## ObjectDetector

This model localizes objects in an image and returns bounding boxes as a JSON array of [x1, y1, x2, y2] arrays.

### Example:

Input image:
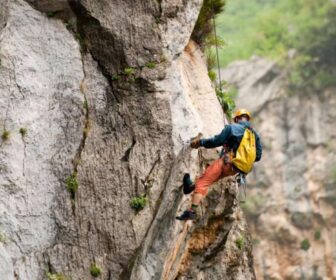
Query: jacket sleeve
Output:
[[200, 126, 231, 149], [255, 132, 262, 162]]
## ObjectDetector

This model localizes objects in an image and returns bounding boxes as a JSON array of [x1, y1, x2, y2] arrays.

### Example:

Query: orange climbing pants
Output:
[[194, 157, 238, 196]]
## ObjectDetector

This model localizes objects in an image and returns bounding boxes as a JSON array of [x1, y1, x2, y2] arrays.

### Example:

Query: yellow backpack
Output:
[[232, 128, 256, 174]]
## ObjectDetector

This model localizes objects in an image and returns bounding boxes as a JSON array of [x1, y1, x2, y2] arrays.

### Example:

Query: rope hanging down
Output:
[[211, 0, 222, 91]]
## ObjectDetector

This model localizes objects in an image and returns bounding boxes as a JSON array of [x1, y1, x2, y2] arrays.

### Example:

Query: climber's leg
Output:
[[176, 158, 238, 221], [192, 160, 237, 204], [193, 158, 226, 197], [177, 158, 226, 221]]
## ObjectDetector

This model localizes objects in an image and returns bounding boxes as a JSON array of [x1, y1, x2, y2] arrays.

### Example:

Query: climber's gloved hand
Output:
[[190, 138, 200, 149], [190, 134, 202, 149]]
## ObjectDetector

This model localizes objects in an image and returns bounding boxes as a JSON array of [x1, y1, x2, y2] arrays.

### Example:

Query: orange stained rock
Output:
[[162, 222, 190, 280]]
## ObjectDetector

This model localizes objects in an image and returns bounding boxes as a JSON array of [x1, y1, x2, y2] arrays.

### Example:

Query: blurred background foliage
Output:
[[215, 0, 336, 92]]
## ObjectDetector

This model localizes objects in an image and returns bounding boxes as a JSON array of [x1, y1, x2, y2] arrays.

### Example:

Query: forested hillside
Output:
[[217, 0, 336, 91]]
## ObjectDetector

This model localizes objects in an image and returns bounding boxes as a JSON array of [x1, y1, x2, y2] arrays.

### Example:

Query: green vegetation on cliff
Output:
[[130, 194, 147, 212], [192, 0, 226, 47], [90, 263, 102, 277], [192, 0, 239, 117]]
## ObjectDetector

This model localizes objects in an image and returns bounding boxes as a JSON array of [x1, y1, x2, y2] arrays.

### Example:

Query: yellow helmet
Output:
[[233, 109, 251, 120]]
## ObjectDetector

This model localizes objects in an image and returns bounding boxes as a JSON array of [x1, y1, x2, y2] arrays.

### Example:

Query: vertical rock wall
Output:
[[0, 0, 256, 279], [0, 1, 84, 278]]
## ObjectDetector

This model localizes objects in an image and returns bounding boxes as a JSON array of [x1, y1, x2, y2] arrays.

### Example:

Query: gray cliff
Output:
[[0, 1, 256, 279]]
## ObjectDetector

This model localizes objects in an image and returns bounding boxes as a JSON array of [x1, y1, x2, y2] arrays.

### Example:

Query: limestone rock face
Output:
[[0, 0, 256, 279], [222, 56, 336, 280]]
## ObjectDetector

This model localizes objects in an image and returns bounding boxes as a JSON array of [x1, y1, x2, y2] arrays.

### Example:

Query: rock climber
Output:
[[176, 109, 262, 221]]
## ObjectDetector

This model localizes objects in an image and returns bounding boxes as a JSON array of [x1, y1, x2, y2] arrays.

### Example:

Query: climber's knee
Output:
[[194, 158, 224, 196]]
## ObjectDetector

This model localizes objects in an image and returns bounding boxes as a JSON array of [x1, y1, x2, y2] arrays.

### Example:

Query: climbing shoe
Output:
[[176, 209, 197, 221], [183, 173, 195, 195]]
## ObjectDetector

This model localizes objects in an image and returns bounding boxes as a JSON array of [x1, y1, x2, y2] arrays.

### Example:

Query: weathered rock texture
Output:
[[0, 0, 255, 279], [222, 56, 336, 279]]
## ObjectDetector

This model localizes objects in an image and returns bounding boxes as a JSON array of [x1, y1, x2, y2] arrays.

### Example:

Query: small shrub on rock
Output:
[[145, 61, 156, 69], [314, 230, 321, 241], [2, 130, 10, 141], [90, 263, 102, 277], [112, 74, 120, 81], [19, 128, 27, 137], [300, 238, 310, 251], [235, 236, 245, 250], [208, 70, 217, 82], [83, 99, 88, 111], [216, 81, 237, 119], [124, 67, 135, 76], [130, 194, 147, 211], [66, 173, 78, 197]]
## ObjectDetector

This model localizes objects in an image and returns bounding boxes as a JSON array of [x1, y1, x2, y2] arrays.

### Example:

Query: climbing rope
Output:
[[211, 0, 222, 91]]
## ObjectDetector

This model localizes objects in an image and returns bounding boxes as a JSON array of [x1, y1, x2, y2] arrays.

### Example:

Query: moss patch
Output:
[[66, 173, 78, 199], [314, 230, 321, 241], [145, 61, 156, 69], [300, 238, 310, 251], [124, 67, 135, 76], [235, 235, 245, 250], [1, 130, 10, 141], [130, 194, 147, 212], [90, 263, 102, 277], [19, 127, 27, 137]]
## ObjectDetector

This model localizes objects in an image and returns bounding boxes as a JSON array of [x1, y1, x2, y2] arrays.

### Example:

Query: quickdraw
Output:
[[235, 173, 247, 203]]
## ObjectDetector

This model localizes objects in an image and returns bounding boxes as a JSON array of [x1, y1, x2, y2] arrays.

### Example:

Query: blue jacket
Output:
[[200, 121, 262, 161]]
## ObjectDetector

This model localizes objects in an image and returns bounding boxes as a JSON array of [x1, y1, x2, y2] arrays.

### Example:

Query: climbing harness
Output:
[[222, 145, 248, 203], [236, 172, 246, 186]]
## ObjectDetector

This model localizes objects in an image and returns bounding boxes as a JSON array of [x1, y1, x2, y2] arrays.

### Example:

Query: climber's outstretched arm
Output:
[[200, 126, 231, 148]]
